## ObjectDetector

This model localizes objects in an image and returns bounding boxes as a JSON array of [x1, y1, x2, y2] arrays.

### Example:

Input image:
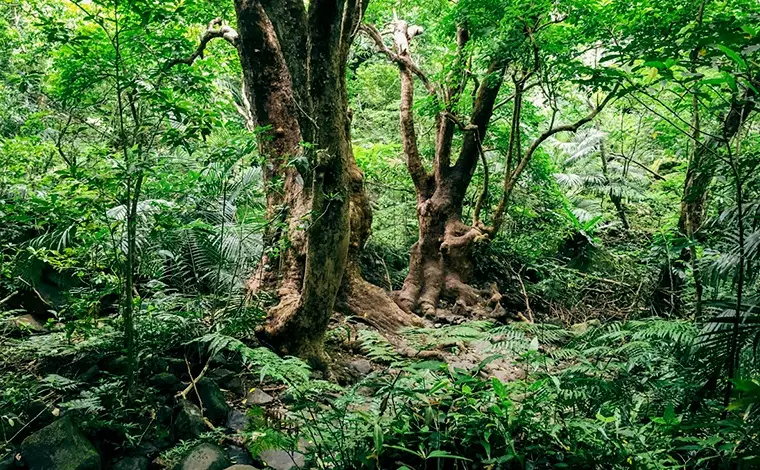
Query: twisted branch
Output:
[[165, 18, 239, 70]]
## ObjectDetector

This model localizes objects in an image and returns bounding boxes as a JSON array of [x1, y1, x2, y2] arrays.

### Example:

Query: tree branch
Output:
[[362, 21, 432, 192], [450, 63, 505, 191], [164, 18, 239, 70], [488, 85, 620, 235], [360, 23, 438, 97]]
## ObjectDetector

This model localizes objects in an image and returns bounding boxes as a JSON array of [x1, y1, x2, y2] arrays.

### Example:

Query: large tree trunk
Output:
[[339, 154, 423, 329], [396, 184, 484, 317], [232, 0, 418, 363]]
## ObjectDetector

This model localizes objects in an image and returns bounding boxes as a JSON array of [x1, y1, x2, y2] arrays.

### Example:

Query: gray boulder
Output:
[[225, 410, 249, 432], [175, 443, 230, 470], [224, 466, 260, 470], [20, 417, 101, 470], [257, 450, 305, 470], [245, 389, 273, 406], [225, 446, 255, 466], [209, 369, 245, 396], [348, 359, 372, 376]]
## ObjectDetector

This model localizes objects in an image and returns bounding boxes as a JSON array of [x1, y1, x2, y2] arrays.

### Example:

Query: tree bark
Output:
[[228, 0, 419, 364]]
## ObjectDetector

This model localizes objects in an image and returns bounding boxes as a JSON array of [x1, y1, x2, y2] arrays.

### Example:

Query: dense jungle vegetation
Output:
[[2, 0, 760, 468]]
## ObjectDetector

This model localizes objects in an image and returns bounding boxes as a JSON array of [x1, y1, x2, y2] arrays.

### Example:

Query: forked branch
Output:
[[488, 86, 620, 235], [164, 18, 239, 70], [360, 23, 438, 97]]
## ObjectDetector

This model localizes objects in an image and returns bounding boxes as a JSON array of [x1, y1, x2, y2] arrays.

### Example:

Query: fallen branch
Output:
[[177, 356, 211, 402]]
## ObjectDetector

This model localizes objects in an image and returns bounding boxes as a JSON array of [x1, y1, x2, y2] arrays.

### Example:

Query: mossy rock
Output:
[[174, 400, 206, 441], [20, 416, 101, 470], [194, 378, 229, 424]]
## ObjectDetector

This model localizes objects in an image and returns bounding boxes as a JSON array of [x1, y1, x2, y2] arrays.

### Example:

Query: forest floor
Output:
[[1, 304, 531, 470]]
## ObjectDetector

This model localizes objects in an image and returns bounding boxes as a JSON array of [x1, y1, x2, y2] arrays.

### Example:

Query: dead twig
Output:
[[177, 356, 211, 405]]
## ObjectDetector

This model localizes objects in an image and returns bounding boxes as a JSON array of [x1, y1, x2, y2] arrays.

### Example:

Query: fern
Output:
[[195, 333, 311, 385], [358, 329, 400, 363]]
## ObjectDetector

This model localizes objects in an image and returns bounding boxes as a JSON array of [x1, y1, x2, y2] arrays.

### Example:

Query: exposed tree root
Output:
[[340, 265, 424, 332]]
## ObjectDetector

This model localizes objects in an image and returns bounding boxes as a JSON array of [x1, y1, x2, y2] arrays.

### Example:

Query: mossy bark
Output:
[[233, 0, 415, 364]]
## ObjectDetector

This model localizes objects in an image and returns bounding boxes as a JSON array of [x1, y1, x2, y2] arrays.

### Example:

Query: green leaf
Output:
[[716, 44, 747, 69], [492, 377, 507, 399], [427, 450, 472, 461], [373, 422, 384, 456]]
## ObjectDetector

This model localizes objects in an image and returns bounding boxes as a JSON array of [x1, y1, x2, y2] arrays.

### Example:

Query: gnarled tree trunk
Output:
[[229, 0, 417, 363], [363, 21, 617, 318]]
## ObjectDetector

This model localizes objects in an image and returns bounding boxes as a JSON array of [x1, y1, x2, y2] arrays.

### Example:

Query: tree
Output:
[[620, 0, 760, 315], [176, 1, 420, 364], [362, 1, 618, 317]]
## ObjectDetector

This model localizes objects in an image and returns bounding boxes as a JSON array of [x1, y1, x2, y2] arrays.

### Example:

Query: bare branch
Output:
[[164, 18, 239, 70], [488, 85, 621, 235]]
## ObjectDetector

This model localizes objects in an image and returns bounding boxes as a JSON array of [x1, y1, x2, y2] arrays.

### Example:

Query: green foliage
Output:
[[270, 319, 757, 469], [2, 0, 760, 468]]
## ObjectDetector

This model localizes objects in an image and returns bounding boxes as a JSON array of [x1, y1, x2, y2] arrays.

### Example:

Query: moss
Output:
[[20, 416, 101, 470]]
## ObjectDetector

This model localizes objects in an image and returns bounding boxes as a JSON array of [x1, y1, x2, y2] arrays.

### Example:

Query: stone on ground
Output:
[[257, 450, 305, 470], [225, 410, 249, 432], [347, 358, 372, 376], [174, 400, 206, 440], [225, 445, 255, 466], [176, 443, 230, 470], [195, 378, 230, 424], [20, 416, 101, 470], [245, 388, 273, 406]]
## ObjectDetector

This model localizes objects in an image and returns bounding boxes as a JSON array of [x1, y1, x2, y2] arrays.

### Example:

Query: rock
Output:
[[245, 389, 273, 406], [209, 368, 233, 381], [210, 369, 245, 396], [222, 376, 246, 397], [138, 440, 165, 457], [79, 365, 99, 382], [257, 450, 305, 470], [111, 456, 149, 470], [156, 405, 174, 425], [176, 443, 230, 470], [174, 400, 206, 440], [224, 446, 255, 466], [195, 378, 230, 424], [209, 354, 229, 368], [8, 314, 47, 335], [150, 372, 179, 390], [225, 410, 249, 432], [166, 358, 188, 376], [347, 359, 372, 376], [224, 466, 260, 470], [103, 355, 130, 375], [20, 417, 100, 470]]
